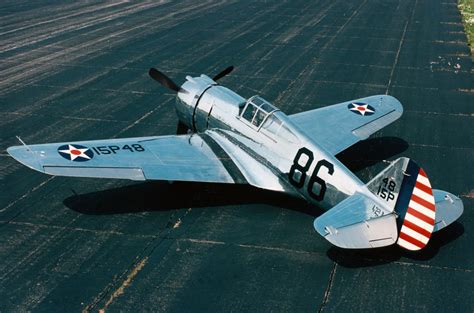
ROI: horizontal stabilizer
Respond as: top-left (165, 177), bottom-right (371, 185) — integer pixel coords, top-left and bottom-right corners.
top-left (314, 193), bottom-right (397, 249)
top-left (433, 189), bottom-right (463, 232)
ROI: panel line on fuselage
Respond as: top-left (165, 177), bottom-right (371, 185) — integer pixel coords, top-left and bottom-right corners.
top-left (199, 133), bottom-right (248, 184)
top-left (192, 84), bottom-right (215, 131)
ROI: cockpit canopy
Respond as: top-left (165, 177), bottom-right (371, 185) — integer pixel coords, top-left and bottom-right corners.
top-left (240, 96), bottom-right (279, 128)
top-left (239, 95), bottom-right (299, 143)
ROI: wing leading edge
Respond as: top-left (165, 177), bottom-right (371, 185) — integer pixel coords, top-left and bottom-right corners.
top-left (289, 95), bottom-right (403, 155)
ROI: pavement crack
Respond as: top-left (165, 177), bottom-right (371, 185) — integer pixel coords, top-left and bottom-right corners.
top-left (458, 88), bottom-right (474, 94)
top-left (409, 143), bottom-right (471, 150)
top-left (182, 238), bottom-right (226, 245)
top-left (0, 176), bottom-right (55, 215)
top-left (83, 235), bottom-right (167, 312)
top-left (113, 101), bottom-right (169, 138)
top-left (273, 0), bottom-right (368, 113)
top-left (172, 237), bottom-right (326, 256)
top-left (460, 190), bottom-right (474, 199)
top-left (97, 257), bottom-right (149, 313)
top-left (392, 261), bottom-right (473, 273)
top-left (84, 205), bottom-right (193, 311)
top-left (318, 262), bottom-right (338, 313)
top-left (0, 220), bottom-right (159, 238)
top-left (405, 110), bottom-right (472, 117)
top-left (386, 20), bottom-right (409, 94)
top-left (0, 214), bottom-right (80, 282)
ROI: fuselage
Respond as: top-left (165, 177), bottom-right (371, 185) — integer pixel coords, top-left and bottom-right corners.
top-left (175, 75), bottom-right (368, 209)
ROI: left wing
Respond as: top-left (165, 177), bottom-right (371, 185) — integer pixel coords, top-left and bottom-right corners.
top-left (289, 95), bottom-right (403, 155)
top-left (7, 135), bottom-right (241, 184)
top-left (7, 131), bottom-right (290, 194)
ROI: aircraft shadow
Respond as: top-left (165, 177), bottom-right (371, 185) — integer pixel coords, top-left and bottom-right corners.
top-left (64, 181), bottom-right (315, 216)
top-left (63, 135), bottom-right (458, 263)
top-left (336, 136), bottom-right (409, 172)
top-left (326, 221), bottom-right (464, 267)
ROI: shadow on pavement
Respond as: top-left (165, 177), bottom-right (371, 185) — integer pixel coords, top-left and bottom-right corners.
top-left (64, 135), bottom-right (425, 261)
top-left (337, 136), bottom-right (409, 172)
top-left (326, 222), bottom-right (464, 267)
top-left (64, 181), bottom-right (317, 216)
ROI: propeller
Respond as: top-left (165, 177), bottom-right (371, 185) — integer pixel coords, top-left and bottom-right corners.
top-left (148, 68), bottom-right (182, 92)
top-left (213, 65), bottom-right (234, 81)
top-left (148, 65), bottom-right (235, 92)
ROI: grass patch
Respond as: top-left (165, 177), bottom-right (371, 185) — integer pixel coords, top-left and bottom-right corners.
top-left (458, 0), bottom-right (474, 57)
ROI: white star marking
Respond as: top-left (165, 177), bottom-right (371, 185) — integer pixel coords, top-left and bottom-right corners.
top-left (349, 103), bottom-right (375, 116)
top-left (58, 144), bottom-right (91, 161)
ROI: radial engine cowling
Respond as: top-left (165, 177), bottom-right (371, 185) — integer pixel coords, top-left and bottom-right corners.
top-left (176, 75), bottom-right (245, 132)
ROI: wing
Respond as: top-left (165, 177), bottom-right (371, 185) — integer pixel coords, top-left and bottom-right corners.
top-left (7, 130), bottom-right (291, 193)
top-left (289, 95), bottom-right (403, 155)
top-left (7, 134), bottom-right (243, 184)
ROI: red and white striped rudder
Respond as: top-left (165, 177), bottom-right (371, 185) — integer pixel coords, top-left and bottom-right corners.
top-left (397, 168), bottom-right (436, 251)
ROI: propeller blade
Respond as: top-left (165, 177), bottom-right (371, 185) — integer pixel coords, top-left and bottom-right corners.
top-left (148, 68), bottom-right (182, 92)
top-left (213, 65), bottom-right (234, 81)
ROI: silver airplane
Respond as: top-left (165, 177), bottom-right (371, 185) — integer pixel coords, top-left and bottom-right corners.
top-left (7, 66), bottom-right (463, 251)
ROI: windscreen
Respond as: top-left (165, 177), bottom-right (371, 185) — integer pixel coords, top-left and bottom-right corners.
top-left (240, 96), bottom-right (278, 128)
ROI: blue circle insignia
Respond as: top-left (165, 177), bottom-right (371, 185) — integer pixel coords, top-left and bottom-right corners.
top-left (57, 144), bottom-right (94, 162)
top-left (348, 102), bottom-right (375, 116)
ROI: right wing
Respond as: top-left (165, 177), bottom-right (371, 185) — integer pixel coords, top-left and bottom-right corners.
top-left (289, 95), bottom-right (403, 155)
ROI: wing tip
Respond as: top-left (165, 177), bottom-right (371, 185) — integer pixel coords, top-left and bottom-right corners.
top-left (378, 94), bottom-right (404, 114)
top-left (7, 145), bottom-right (45, 173)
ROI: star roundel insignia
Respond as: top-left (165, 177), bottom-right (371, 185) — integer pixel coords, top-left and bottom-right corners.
top-left (348, 102), bottom-right (375, 116)
top-left (57, 144), bottom-right (94, 162)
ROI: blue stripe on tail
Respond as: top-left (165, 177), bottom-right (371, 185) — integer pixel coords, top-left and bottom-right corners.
top-left (394, 160), bottom-right (419, 229)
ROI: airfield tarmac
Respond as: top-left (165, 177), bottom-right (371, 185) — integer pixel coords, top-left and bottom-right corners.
top-left (0, 0), bottom-right (473, 312)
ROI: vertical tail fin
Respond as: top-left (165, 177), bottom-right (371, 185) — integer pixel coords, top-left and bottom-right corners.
top-left (366, 158), bottom-right (436, 251)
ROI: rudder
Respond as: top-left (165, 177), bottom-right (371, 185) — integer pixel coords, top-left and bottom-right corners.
top-left (366, 158), bottom-right (436, 251)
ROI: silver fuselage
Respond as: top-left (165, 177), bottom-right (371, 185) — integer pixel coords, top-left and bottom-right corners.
top-left (175, 75), bottom-right (371, 209)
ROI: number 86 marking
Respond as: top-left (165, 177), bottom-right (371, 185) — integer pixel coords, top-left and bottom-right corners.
top-left (288, 147), bottom-right (334, 201)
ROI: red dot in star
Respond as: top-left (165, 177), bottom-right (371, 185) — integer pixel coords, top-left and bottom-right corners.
top-left (71, 149), bottom-right (81, 155)
top-left (357, 107), bottom-right (366, 111)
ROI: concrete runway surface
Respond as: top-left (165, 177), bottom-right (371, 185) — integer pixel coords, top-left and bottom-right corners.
top-left (0, 0), bottom-right (472, 312)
